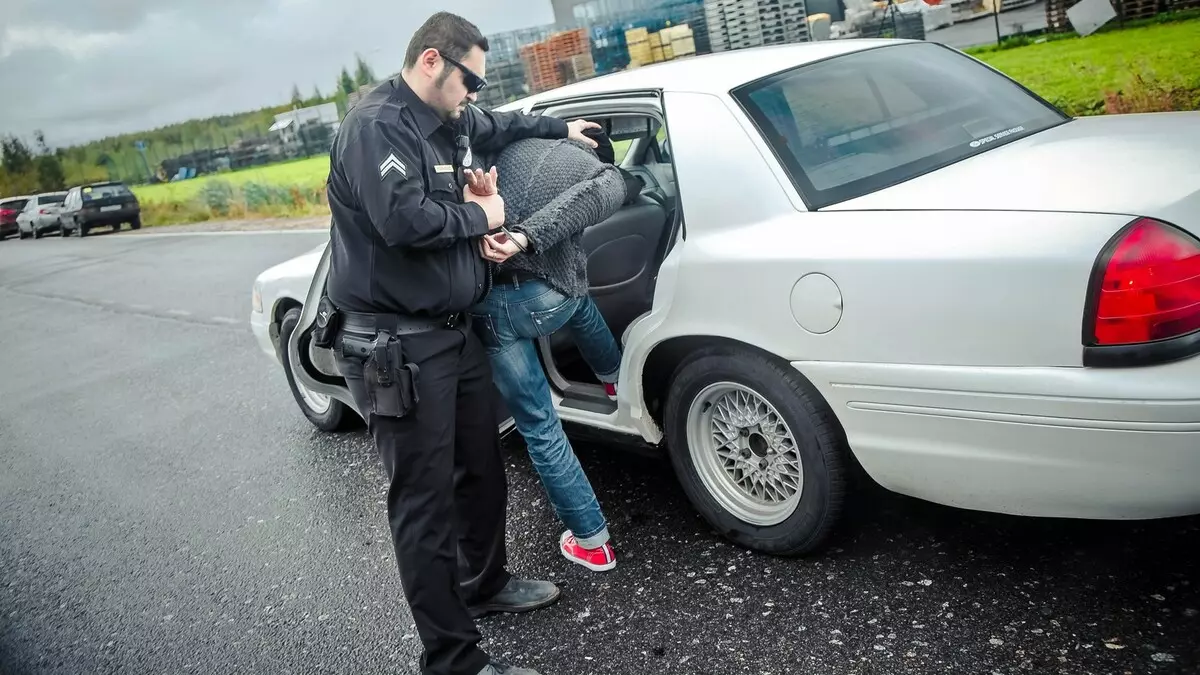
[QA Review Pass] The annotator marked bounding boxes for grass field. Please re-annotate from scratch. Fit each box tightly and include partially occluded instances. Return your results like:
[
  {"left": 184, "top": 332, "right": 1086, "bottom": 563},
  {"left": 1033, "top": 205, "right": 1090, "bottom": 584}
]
[
  {"left": 136, "top": 17, "right": 1197, "bottom": 226},
  {"left": 972, "top": 15, "right": 1200, "bottom": 116},
  {"left": 132, "top": 156, "right": 329, "bottom": 205}
]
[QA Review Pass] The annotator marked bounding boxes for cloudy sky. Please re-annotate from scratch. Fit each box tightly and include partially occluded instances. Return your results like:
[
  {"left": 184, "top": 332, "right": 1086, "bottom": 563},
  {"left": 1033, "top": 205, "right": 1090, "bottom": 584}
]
[{"left": 0, "top": 0, "right": 555, "bottom": 148}]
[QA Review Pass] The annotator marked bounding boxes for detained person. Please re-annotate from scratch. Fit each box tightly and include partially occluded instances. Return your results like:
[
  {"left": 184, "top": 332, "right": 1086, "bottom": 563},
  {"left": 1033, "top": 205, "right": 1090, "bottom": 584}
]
[{"left": 467, "top": 127, "right": 635, "bottom": 572}]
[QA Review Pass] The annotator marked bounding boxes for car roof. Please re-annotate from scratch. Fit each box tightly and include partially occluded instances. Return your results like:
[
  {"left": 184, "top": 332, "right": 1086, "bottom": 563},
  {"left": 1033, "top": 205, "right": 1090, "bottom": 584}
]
[
  {"left": 496, "top": 38, "right": 910, "bottom": 111},
  {"left": 1, "top": 195, "right": 32, "bottom": 203}
]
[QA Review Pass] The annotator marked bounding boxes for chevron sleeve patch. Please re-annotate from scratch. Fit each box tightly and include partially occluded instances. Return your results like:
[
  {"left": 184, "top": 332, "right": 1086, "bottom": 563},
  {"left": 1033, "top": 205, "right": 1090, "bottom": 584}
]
[{"left": 378, "top": 152, "right": 408, "bottom": 180}]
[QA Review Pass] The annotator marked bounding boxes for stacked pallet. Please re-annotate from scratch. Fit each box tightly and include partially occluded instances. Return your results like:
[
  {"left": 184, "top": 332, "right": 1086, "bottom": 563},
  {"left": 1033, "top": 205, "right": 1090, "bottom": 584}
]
[
  {"left": 661, "top": 24, "right": 698, "bottom": 58},
  {"left": 559, "top": 52, "right": 597, "bottom": 84},
  {"left": 705, "top": 0, "right": 809, "bottom": 52},
  {"left": 1044, "top": 0, "right": 1171, "bottom": 32},
  {"left": 625, "top": 27, "right": 653, "bottom": 67},
  {"left": 626, "top": 23, "right": 699, "bottom": 68},
  {"left": 519, "top": 28, "right": 591, "bottom": 93}
]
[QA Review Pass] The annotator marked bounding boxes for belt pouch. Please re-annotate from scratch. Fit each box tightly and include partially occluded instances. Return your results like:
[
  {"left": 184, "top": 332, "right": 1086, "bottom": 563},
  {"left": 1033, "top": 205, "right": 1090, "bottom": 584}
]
[{"left": 312, "top": 296, "right": 342, "bottom": 349}]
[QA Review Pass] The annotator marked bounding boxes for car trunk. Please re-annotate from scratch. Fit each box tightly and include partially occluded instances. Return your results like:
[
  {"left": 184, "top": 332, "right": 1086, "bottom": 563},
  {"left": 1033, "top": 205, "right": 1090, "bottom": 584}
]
[
  {"left": 825, "top": 112, "right": 1200, "bottom": 236},
  {"left": 82, "top": 186, "right": 137, "bottom": 217}
]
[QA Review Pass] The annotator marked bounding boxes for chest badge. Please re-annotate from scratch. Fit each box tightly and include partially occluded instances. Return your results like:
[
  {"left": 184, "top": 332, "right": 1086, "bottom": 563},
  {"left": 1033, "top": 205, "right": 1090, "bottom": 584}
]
[
  {"left": 379, "top": 153, "right": 407, "bottom": 179},
  {"left": 462, "top": 147, "right": 473, "bottom": 168}
]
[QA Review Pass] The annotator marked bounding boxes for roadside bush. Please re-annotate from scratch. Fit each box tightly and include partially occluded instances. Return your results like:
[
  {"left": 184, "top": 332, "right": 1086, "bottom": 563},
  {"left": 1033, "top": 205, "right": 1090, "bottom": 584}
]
[
  {"left": 1103, "top": 71, "right": 1195, "bottom": 113},
  {"left": 200, "top": 180, "right": 235, "bottom": 215},
  {"left": 242, "top": 181, "right": 293, "bottom": 209}
]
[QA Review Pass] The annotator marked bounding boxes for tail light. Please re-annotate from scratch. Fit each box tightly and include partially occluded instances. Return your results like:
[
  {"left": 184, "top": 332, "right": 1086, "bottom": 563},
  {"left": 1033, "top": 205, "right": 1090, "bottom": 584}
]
[{"left": 1085, "top": 217, "right": 1200, "bottom": 356}]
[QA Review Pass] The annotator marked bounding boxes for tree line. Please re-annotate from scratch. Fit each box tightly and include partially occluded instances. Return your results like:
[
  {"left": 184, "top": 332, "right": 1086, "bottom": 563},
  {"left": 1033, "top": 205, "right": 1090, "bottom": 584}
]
[{"left": 0, "top": 55, "right": 380, "bottom": 198}]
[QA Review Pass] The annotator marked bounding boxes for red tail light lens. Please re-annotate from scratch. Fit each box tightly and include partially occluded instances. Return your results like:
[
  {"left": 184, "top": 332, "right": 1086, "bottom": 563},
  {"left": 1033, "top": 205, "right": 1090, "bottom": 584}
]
[{"left": 1091, "top": 218, "right": 1200, "bottom": 346}]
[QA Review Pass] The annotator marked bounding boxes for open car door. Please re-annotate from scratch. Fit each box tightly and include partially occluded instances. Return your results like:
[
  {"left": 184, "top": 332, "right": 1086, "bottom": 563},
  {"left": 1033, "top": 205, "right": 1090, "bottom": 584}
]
[{"left": 288, "top": 241, "right": 516, "bottom": 433}]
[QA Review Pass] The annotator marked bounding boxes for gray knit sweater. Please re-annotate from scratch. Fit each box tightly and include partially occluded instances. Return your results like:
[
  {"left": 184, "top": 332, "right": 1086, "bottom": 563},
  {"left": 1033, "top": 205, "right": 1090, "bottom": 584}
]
[{"left": 493, "top": 137, "right": 628, "bottom": 297}]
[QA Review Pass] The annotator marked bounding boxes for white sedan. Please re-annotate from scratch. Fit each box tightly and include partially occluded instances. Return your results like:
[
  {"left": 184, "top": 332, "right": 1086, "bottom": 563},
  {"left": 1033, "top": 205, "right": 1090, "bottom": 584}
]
[{"left": 252, "top": 38, "right": 1200, "bottom": 556}]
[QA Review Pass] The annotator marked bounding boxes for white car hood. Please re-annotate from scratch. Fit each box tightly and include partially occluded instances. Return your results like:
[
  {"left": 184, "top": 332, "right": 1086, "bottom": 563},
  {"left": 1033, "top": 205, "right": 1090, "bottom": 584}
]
[{"left": 827, "top": 112, "right": 1200, "bottom": 229}]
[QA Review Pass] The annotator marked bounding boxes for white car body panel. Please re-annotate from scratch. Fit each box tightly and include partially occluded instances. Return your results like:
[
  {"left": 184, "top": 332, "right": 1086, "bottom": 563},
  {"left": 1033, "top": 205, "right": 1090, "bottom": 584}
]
[
  {"left": 250, "top": 243, "right": 327, "bottom": 361},
  {"left": 252, "top": 39, "right": 1200, "bottom": 524},
  {"left": 798, "top": 358, "right": 1200, "bottom": 519}
]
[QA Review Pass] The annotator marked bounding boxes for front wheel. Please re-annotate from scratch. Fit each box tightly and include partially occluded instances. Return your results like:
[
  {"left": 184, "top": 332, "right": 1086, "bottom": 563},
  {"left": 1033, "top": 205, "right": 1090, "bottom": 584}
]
[
  {"left": 279, "top": 307, "right": 358, "bottom": 432},
  {"left": 663, "top": 346, "right": 848, "bottom": 556}
]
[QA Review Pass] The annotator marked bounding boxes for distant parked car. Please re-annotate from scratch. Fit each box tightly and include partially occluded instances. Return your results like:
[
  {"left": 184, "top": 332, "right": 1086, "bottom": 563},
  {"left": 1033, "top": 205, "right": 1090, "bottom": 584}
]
[
  {"left": 59, "top": 182, "right": 141, "bottom": 237},
  {"left": 16, "top": 191, "right": 68, "bottom": 239},
  {"left": 0, "top": 195, "right": 32, "bottom": 240}
]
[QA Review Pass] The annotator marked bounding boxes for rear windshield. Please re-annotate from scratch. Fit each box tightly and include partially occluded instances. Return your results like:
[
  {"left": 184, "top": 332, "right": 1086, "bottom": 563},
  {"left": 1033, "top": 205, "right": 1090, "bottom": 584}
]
[
  {"left": 83, "top": 184, "right": 132, "bottom": 200},
  {"left": 41, "top": 194, "right": 66, "bottom": 205},
  {"left": 2, "top": 199, "right": 29, "bottom": 211},
  {"left": 732, "top": 42, "right": 1067, "bottom": 209}
]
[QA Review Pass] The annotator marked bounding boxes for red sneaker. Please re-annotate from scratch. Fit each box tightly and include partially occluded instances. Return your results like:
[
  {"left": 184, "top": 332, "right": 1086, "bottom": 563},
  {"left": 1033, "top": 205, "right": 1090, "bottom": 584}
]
[
  {"left": 603, "top": 382, "right": 617, "bottom": 401},
  {"left": 559, "top": 531, "right": 617, "bottom": 572}
]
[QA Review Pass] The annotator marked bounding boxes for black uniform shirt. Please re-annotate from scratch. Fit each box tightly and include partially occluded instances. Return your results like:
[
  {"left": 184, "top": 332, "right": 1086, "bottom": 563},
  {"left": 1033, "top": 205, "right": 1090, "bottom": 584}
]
[{"left": 325, "top": 77, "right": 568, "bottom": 317}]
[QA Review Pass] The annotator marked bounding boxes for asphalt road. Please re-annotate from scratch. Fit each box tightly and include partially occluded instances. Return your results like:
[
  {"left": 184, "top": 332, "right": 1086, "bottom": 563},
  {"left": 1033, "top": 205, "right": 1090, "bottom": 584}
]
[{"left": 2, "top": 230, "right": 1198, "bottom": 675}]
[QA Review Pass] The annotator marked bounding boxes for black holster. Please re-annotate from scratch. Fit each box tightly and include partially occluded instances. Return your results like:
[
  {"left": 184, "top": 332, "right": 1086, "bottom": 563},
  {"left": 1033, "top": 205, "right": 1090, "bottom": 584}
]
[{"left": 341, "top": 330, "right": 420, "bottom": 418}]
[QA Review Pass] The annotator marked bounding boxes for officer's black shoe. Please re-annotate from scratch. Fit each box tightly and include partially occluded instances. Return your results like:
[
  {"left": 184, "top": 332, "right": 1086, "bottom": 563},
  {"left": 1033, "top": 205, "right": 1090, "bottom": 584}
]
[
  {"left": 469, "top": 577, "right": 560, "bottom": 619},
  {"left": 476, "top": 661, "right": 541, "bottom": 675}
]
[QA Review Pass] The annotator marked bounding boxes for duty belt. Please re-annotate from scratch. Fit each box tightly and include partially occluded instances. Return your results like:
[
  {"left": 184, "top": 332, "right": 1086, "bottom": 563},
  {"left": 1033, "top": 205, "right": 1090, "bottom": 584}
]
[{"left": 341, "top": 311, "right": 463, "bottom": 335}]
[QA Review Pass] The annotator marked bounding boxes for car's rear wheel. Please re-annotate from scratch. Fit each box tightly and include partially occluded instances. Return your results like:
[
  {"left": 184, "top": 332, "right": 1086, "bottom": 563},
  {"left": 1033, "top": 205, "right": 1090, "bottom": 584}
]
[
  {"left": 131, "top": 217, "right": 141, "bottom": 230},
  {"left": 33, "top": 228, "right": 42, "bottom": 240},
  {"left": 73, "top": 222, "right": 86, "bottom": 238},
  {"left": 279, "top": 307, "right": 357, "bottom": 432},
  {"left": 663, "top": 346, "right": 848, "bottom": 556}
]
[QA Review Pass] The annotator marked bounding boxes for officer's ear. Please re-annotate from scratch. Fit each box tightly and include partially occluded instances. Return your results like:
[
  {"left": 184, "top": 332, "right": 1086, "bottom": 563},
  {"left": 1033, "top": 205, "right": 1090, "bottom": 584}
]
[{"left": 417, "top": 48, "right": 442, "bottom": 77}]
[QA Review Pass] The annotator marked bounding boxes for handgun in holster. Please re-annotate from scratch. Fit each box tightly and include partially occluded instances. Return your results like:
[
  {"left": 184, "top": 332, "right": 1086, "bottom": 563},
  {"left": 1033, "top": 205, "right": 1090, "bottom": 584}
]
[{"left": 342, "top": 329, "right": 420, "bottom": 418}]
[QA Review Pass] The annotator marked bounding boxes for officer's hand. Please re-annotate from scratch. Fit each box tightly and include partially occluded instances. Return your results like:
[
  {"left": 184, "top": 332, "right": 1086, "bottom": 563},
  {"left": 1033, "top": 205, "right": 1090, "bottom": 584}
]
[
  {"left": 479, "top": 232, "right": 524, "bottom": 263},
  {"left": 465, "top": 166, "right": 498, "bottom": 196},
  {"left": 464, "top": 189, "right": 505, "bottom": 230},
  {"left": 567, "top": 119, "right": 601, "bottom": 148}
]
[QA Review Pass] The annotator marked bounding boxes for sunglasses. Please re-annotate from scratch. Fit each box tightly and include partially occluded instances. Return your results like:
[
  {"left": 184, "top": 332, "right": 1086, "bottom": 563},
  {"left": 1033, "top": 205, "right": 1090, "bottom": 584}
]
[{"left": 431, "top": 49, "right": 488, "bottom": 94}]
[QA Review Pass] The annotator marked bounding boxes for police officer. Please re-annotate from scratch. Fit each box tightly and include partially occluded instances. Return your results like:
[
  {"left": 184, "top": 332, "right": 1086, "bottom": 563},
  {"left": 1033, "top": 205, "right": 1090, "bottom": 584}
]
[{"left": 322, "top": 11, "right": 601, "bottom": 675}]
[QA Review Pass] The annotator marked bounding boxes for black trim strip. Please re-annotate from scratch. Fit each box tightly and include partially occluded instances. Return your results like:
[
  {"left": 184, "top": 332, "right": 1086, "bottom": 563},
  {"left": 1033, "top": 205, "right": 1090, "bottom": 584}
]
[{"left": 1084, "top": 329, "right": 1200, "bottom": 368}]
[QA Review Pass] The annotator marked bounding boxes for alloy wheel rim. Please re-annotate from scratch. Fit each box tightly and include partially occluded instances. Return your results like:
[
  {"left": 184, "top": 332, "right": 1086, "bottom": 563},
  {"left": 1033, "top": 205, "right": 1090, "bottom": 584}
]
[{"left": 686, "top": 382, "right": 804, "bottom": 526}]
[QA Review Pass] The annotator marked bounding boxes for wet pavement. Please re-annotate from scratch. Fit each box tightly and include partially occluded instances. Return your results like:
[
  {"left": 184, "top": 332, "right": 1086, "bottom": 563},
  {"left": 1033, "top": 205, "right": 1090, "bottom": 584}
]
[{"left": 1, "top": 231, "right": 1197, "bottom": 675}]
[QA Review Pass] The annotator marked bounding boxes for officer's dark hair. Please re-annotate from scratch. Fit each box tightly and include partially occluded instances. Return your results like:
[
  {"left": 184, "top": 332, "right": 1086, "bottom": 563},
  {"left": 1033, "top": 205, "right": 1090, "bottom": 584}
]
[{"left": 403, "top": 12, "right": 490, "bottom": 74}]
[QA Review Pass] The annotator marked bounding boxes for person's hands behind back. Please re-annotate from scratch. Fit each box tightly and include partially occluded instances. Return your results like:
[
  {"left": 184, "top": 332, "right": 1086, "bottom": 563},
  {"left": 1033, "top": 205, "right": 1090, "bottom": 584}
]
[
  {"left": 465, "top": 166, "right": 498, "bottom": 196},
  {"left": 478, "top": 231, "right": 527, "bottom": 264},
  {"left": 464, "top": 186, "right": 504, "bottom": 230}
]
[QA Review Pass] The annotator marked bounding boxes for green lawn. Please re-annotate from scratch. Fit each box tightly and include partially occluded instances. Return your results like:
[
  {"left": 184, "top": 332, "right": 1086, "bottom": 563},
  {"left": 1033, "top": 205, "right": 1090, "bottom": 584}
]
[
  {"left": 972, "top": 16, "right": 1200, "bottom": 116},
  {"left": 132, "top": 156, "right": 330, "bottom": 204}
]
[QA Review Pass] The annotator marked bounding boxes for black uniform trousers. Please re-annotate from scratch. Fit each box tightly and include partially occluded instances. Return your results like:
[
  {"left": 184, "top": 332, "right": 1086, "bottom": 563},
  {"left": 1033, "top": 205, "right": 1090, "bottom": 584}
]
[{"left": 336, "top": 319, "right": 510, "bottom": 675}]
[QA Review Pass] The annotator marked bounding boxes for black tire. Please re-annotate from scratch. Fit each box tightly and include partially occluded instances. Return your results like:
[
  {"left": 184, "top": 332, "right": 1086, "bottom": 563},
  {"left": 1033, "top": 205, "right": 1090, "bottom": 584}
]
[
  {"left": 279, "top": 307, "right": 358, "bottom": 432},
  {"left": 18, "top": 229, "right": 29, "bottom": 240},
  {"left": 112, "top": 222, "right": 122, "bottom": 233},
  {"left": 663, "top": 345, "right": 848, "bottom": 556},
  {"left": 131, "top": 217, "right": 141, "bottom": 230},
  {"left": 33, "top": 229, "right": 42, "bottom": 240},
  {"left": 73, "top": 221, "right": 86, "bottom": 238}
]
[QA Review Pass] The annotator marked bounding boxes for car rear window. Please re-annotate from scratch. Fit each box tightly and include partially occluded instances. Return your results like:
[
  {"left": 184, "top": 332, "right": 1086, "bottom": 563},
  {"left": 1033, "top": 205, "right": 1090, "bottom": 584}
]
[
  {"left": 732, "top": 42, "right": 1067, "bottom": 209},
  {"left": 41, "top": 194, "right": 67, "bottom": 205},
  {"left": 2, "top": 199, "right": 29, "bottom": 211},
  {"left": 84, "top": 184, "right": 132, "bottom": 200}
]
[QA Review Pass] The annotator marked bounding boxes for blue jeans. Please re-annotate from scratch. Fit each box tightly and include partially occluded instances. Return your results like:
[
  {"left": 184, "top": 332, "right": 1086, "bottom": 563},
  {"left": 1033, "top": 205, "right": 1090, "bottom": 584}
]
[{"left": 469, "top": 277, "right": 622, "bottom": 549}]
